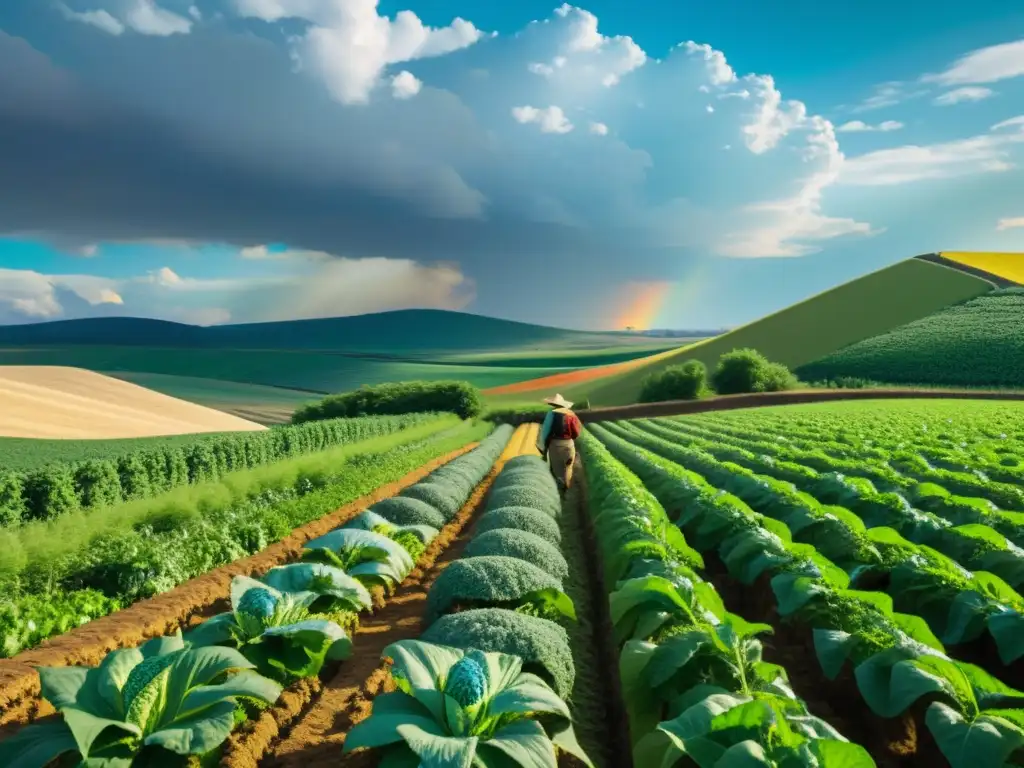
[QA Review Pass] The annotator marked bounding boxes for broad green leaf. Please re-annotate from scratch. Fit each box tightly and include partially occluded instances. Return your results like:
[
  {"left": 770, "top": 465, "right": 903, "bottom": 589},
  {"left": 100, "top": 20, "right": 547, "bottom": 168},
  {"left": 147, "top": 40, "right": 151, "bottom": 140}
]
[
  {"left": 926, "top": 701, "right": 1024, "bottom": 768},
  {"left": 714, "top": 740, "right": 771, "bottom": 766},
  {"left": 343, "top": 693, "right": 442, "bottom": 752},
  {"left": 37, "top": 666, "right": 92, "bottom": 711},
  {"left": 95, "top": 650, "right": 144, "bottom": 719},
  {"left": 261, "top": 562, "right": 373, "bottom": 612},
  {"left": 395, "top": 722, "right": 477, "bottom": 768},
  {"left": 854, "top": 651, "right": 948, "bottom": 718},
  {"left": 808, "top": 738, "right": 877, "bottom": 768},
  {"left": 813, "top": 629, "right": 855, "bottom": 681},
  {"left": 383, "top": 639, "right": 463, "bottom": 690},
  {"left": 61, "top": 707, "right": 140, "bottom": 758},
  {"left": 261, "top": 618, "right": 352, "bottom": 661},
  {"left": 181, "top": 613, "right": 235, "bottom": 649},
  {"left": 141, "top": 700, "right": 236, "bottom": 755},
  {"left": 488, "top": 673, "right": 570, "bottom": 720},
  {"left": 548, "top": 720, "right": 595, "bottom": 768},
  {"left": 480, "top": 720, "right": 557, "bottom": 768},
  {"left": 0, "top": 719, "right": 81, "bottom": 768},
  {"left": 619, "top": 641, "right": 661, "bottom": 745},
  {"left": 177, "top": 670, "right": 282, "bottom": 718},
  {"left": 161, "top": 646, "right": 256, "bottom": 725},
  {"left": 987, "top": 610, "right": 1024, "bottom": 664}
]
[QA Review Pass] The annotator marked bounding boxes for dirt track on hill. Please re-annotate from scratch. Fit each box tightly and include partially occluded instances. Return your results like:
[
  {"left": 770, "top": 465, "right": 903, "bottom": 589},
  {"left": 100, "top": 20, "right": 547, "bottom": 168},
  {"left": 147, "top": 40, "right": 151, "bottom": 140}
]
[
  {"left": 0, "top": 444, "right": 478, "bottom": 722},
  {"left": 577, "top": 388, "right": 1024, "bottom": 423}
]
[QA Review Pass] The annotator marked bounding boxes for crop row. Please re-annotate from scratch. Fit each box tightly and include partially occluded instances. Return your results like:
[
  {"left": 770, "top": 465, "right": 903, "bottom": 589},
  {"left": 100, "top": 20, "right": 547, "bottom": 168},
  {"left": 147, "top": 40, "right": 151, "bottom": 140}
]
[
  {"left": 0, "top": 417, "right": 481, "bottom": 659},
  {"left": 341, "top": 448, "right": 595, "bottom": 765},
  {"left": 0, "top": 412, "right": 441, "bottom": 525},
  {"left": 608, "top": 419, "right": 1024, "bottom": 679},
  {"left": 680, "top": 409, "right": 1024, "bottom": 489},
  {"left": 0, "top": 424, "right": 515, "bottom": 765},
  {"left": 576, "top": 429, "right": 875, "bottom": 766},
  {"left": 590, "top": 421, "right": 1024, "bottom": 767}
]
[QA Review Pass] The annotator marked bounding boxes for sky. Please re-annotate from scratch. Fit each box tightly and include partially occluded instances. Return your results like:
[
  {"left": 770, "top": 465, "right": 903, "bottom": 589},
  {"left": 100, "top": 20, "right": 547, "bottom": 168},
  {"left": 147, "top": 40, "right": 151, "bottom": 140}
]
[{"left": 0, "top": 0, "right": 1023, "bottom": 332}]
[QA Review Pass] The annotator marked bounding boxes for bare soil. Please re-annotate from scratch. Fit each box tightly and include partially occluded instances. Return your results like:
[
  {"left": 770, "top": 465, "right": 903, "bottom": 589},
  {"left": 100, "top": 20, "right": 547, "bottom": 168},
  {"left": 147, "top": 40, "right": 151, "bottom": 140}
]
[
  {"left": 0, "top": 444, "right": 477, "bottom": 720},
  {"left": 0, "top": 366, "right": 268, "bottom": 438}
]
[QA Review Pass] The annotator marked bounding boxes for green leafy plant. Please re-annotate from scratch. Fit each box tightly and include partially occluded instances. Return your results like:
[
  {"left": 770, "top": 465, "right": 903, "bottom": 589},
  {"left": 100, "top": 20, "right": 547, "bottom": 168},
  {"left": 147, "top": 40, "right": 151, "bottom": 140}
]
[
  {"left": 184, "top": 576, "right": 352, "bottom": 681},
  {"left": 0, "top": 630, "right": 281, "bottom": 767},
  {"left": 300, "top": 528, "right": 414, "bottom": 590},
  {"left": 343, "top": 639, "right": 593, "bottom": 767},
  {"left": 259, "top": 562, "right": 373, "bottom": 616}
]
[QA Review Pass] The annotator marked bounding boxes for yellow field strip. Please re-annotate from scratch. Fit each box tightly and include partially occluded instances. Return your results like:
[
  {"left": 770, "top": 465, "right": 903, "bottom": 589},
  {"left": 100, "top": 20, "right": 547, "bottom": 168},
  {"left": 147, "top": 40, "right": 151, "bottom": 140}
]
[{"left": 940, "top": 252, "right": 1024, "bottom": 285}]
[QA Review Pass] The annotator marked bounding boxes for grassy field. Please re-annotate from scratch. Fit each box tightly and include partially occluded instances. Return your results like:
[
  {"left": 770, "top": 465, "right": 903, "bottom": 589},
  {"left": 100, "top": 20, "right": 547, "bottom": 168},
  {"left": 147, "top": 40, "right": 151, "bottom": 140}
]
[
  {"left": 799, "top": 287, "right": 1024, "bottom": 387},
  {"left": 0, "top": 431, "right": 237, "bottom": 471},
  {"left": 490, "top": 256, "right": 996, "bottom": 407}
]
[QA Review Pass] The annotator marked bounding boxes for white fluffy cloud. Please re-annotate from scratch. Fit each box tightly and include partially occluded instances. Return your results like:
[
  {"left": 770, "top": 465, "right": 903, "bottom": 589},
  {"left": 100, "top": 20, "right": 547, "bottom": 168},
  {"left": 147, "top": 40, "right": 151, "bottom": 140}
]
[
  {"left": 0, "top": 253, "right": 474, "bottom": 325},
  {"left": 839, "top": 116, "right": 1024, "bottom": 186},
  {"left": 390, "top": 70, "right": 422, "bottom": 99},
  {"left": 512, "top": 105, "right": 574, "bottom": 133},
  {"left": 588, "top": 121, "right": 608, "bottom": 135},
  {"left": 997, "top": 216, "right": 1024, "bottom": 231},
  {"left": 924, "top": 38, "right": 1024, "bottom": 85},
  {"left": 233, "top": 0, "right": 488, "bottom": 104},
  {"left": 837, "top": 120, "right": 903, "bottom": 132},
  {"left": 59, "top": 0, "right": 192, "bottom": 36},
  {"left": 933, "top": 86, "right": 995, "bottom": 105}
]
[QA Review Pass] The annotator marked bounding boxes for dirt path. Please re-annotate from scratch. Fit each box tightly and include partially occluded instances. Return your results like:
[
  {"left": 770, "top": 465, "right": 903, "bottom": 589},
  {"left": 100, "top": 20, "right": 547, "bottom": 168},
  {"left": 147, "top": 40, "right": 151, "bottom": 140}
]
[
  {"left": 578, "top": 388, "right": 1024, "bottom": 423},
  {"left": 236, "top": 427, "right": 532, "bottom": 768},
  {"left": 0, "top": 444, "right": 478, "bottom": 721}
]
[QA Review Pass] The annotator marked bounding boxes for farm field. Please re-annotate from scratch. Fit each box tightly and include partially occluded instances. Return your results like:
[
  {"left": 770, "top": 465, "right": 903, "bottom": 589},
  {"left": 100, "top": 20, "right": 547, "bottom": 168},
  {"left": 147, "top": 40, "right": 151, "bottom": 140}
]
[
  {"left": 939, "top": 251, "right": 1024, "bottom": 285},
  {"left": 486, "top": 255, "right": 1000, "bottom": 406},
  {"left": 2, "top": 401, "right": 1023, "bottom": 766},
  {"left": 800, "top": 288, "right": 1024, "bottom": 388},
  {"left": 0, "top": 366, "right": 268, "bottom": 439}
]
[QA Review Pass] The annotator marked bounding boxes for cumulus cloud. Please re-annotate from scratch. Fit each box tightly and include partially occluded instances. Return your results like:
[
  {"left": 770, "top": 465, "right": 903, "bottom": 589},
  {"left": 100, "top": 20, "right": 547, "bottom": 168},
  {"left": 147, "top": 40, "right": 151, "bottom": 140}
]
[
  {"left": 923, "top": 38, "right": 1024, "bottom": 85},
  {"left": 390, "top": 70, "right": 422, "bottom": 99},
  {"left": 0, "top": 255, "right": 474, "bottom": 325},
  {"left": 512, "top": 105, "right": 574, "bottom": 133},
  {"left": 933, "top": 86, "right": 995, "bottom": 105},
  {"left": 836, "top": 120, "right": 903, "bottom": 132},
  {"left": 0, "top": 2, "right": 886, "bottom": 328},
  {"left": 59, "top": 0, "right": 192, "bottom": 36},
  {"left": 233, "top": 0, "right": 488, "bottom": 104},
  {"left": 996, "top": 216, "right": 1024, "bottom": 231},
  {"left": 839, "top": 116, "right": 1024, "bottom": 186}
]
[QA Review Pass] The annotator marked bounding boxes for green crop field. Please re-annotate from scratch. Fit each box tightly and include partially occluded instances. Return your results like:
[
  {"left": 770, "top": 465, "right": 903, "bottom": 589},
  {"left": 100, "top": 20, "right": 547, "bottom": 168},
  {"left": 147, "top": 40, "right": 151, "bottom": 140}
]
[
  {"left": 552, "top": 256, "right": 995, "bottom": 406},
  {"left": 799, "top": 287, "right": 1024, "bottom": 388},
  {"left": 5, "top": 404, "right": 1024, "bottom": 767}
]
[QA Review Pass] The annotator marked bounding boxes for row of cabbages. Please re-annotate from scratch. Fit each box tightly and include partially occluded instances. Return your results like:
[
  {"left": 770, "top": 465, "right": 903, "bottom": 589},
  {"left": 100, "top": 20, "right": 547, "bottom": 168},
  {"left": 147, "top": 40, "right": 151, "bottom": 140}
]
[
  {"left": 343, "top": 453, "right": 595, "bottom": 767},
  {"left": 0, "top": 425, "right": 514, "bottom": 767}
]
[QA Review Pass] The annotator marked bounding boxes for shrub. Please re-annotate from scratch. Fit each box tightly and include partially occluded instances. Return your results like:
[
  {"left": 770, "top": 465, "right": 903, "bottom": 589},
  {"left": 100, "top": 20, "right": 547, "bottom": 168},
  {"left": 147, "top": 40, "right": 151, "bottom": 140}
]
[
  {"left": 117, "top": 454, "right": 152, "bottom": 500},
  {"left": 73, "top": 460, "right": 123, "bottom": 509},
  {"left": 482, "top": 405, "right": 549, "bottom": 426},
  {"left": 0, "top": 472, "right": 25, "bottom": 527},
  {"left": 475, "top": 507, "right": 562, "bottom": 545},
  {"left": 712, "top": 348, "right": 797, "bottom": 395},
  {"left": 464, "top": 529, "right": 569, "bottom": 581},
  {"left": 22, "top": 466, "right": 79, "bottom": 521},
  {"left": 293, "top": 380, "right": 483, "bottom": 422},
  {"left": 369, "top": 497, "right": 447, "bottom": 529},
  {"left": 424, "top": 555, "right": 564, "bottom": 624},
  {"left": 638, "top": 360, "right": 709, "bottom": 403},
  {"left": 420, "top": 608, "right": 575, "bottom": 698}
]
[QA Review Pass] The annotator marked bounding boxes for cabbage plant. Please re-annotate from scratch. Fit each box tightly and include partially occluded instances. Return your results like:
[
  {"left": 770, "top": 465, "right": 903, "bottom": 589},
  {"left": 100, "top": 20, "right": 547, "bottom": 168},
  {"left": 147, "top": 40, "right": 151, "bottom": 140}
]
[
  {"left": 0, "top": 631, "right": 281, "bottom": 767},
  {"left": 301, "top": 528, "right": 413, "bottom": 590},
  {"left": 343, "top": 639, "right": 593, "bottom": 767},
  {"left": 185, "top": 575, "right": 352, "bottom": 681},
  {"left": 260, "top": 562, "right": 373, "bottom": 617}
]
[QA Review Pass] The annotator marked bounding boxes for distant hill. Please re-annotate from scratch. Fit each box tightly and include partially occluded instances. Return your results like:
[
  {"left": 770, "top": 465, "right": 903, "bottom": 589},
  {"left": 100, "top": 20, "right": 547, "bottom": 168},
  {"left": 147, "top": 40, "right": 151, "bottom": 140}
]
[
  {"left": 0, "top": 309, "right": 657, "bottom": 355},
  {"left": 799, "top": 288, "right": 1024, "bottom": 388},
  {"left": 485, "top": 254, "right": 1003, "bottom": 406}
]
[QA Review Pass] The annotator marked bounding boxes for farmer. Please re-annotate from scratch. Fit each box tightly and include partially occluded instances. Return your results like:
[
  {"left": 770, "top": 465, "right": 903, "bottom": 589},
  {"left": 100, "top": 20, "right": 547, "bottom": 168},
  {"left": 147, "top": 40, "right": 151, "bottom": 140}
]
[{"left": 536, "top": 393, "right": 583, "bottom": 494}]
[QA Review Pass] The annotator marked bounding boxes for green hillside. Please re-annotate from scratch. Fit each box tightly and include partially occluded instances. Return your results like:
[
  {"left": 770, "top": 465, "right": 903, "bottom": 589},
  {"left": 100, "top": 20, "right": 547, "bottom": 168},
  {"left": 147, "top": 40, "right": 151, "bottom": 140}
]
[
  {"left": 563, "top": 257, "right": 995, "bottom": 406},
  {"left": 799, "top": 288, "right": 1024, "bottom": 387}
]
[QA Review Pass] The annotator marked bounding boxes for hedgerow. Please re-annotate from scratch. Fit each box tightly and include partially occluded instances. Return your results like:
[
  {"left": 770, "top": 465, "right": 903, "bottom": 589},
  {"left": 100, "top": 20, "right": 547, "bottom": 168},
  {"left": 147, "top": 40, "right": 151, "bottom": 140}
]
[
  {"left": 0, "top": 413, "right": 442, "bottom": 525},
  {"left": 420, "top": 607, "right": 575, "bottom": 698},
  {"left": 292, "top": 380, "right": 484, "bottom": 422}
]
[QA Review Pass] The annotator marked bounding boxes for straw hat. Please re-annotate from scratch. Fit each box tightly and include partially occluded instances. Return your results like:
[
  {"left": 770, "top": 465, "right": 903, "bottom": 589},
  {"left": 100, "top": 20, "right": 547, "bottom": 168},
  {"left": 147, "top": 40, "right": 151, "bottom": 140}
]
[{"left": 543, "top": 393, "right": 574, "bottom": 409}]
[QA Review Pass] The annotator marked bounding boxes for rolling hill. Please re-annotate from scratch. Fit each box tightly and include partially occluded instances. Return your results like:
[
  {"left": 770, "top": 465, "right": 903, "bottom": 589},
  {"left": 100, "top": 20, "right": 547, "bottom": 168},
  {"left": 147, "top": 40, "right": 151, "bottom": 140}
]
[
  {"left": 487, "top": 253, "right": 1013, "bottom": 406},
  {"left": 0, "top": 366, "right": 267, "bottom": 439},
  {"left": 798, "top": 287, "right": 1024, "bottom": 387},
  {"left": 0, "top": 310, "right": 678, "bottom": 418}
]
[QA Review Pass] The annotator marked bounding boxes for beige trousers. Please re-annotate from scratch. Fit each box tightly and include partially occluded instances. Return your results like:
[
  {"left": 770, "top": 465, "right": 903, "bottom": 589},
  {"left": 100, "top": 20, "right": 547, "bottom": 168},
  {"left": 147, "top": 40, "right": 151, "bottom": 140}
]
[{"left": 547, "top": 439, "right": 576, "bottom": 489}]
